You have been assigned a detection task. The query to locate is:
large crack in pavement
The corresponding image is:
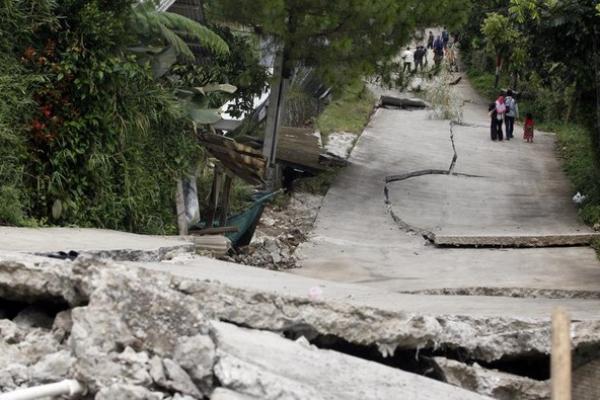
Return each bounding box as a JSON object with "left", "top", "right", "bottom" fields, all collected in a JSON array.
[
  {"left": 384, "top": 115, "right": 600, "bottom": 248},
  {"left": 400, "top": 287, "right": 600, "bottom": 300},
  {"left": 3, "top": 252, "right": 600, "bottom": 399},
  {"left": 383, "top": 120, "right": 482, "bottom": 243}
]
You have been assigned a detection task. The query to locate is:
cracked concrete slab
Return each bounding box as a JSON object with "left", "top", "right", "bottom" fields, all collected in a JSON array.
[
  {"left": 132, "top": 256, "right": 600, "bottom": 363},
  {"left": 0, "top": 227, "right": 196, "bottom": 261},
  {"left": 4, "top": 251, "right": 600, "bottom": 365},
  {"left": 212, "top": 321, "right": 493, "bottom": 400},
  {"left": 294, "top": 77, "right": 600, "bottom": 296},
  {"left": 386, "top": 173, "right": 596, "bottom": 242},
  {"left": 432, "top": 357, "right": 550, "bottom": 400}
]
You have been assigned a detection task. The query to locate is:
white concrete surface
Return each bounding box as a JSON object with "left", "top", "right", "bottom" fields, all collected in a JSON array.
[
  {"left": 294, "top": 76, "right": 600, "bottom": 295},
  {"left": 213, "top": 321, "right": 493, "bottom": 400},
  {"left": 136, "top": 258, "right": 600, "bottom": 320},
  {"left": 0, "top": 227, "right": 193, "bottom": 254}
]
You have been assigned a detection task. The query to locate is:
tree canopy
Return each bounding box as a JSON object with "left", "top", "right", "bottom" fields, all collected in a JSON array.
[{"left": 205, "top": 0, "right": 473, "bottom": 84}]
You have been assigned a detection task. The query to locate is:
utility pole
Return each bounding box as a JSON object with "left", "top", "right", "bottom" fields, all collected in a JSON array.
[{"left": 262, "top": 48, "right": 288, "bottom": 191}]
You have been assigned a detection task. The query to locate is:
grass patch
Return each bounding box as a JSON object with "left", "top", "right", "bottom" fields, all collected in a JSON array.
[
  {"left": 554, "top": 123, "right": 600, "bottom": 227},
  {"left": 316, "top": 80, "right": 376, "bottom": 143},
  {"left": 466, "top": 69, "right": 510, "bottom": 102},
  {"left": 294, "top": 168, "right": 341, "bottom": 196}
]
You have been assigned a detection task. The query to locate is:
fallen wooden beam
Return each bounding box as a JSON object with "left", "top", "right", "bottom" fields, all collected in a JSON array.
[{"left": 190, "top": 226, "right": 239, "bottom": 235}]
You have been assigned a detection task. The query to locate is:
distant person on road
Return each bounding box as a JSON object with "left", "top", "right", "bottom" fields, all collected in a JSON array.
[
  {"left": 446, "top": 36, "right": 457, "bottom": 72},
  {"left": 488, "top": 102, "right": 498, "bottom": 141},
  {"left": 413, "top": 45, "right": 425, "bottom": 72},
  {"left": 523, "top": 113, "right": 535, "bottom": 142},
  {"left": 401, "top": 46, "right": 413, "bottom": 73},
  {"left": 433, "top": 36, "right": 444, "bottom": 68},
  {"left": 427, "top": 31, "right": 434, "bottom": 49},
  {"left": 504, "top": 89, "right": 519, "bottom": 140},
  {"left": 493, "top": 95, "right": 506, "bottom": 141},
  {"left": 442, "top": 28, "right": 449, "bottom": 49}
]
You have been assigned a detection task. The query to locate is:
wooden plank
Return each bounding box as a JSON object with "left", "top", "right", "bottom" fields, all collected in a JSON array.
[
  {"left": 175, "top": 178, "right": 188, "bottom": 236},
  {"left": 276, "top": 127, "right": 324, "bottom": 171},
  {"left": 189, "top": 226, "right": 239, "bottom": 235},
  {"left": 206, "top": 168, "right": 222, "bottom": 229},
  {"left": 552, "top": 307, "right": 572, "bottom": 400},
  {"left": 219, "top": 175, "right": 233, "bottom": 227}
]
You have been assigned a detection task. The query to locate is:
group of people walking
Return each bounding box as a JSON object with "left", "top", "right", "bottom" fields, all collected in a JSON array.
[
  {"left": 488, "top": 90, "right": 534, "bottom": 142},
  {"left": 402, "top": 28, "right": 457, "bottom": 73}
]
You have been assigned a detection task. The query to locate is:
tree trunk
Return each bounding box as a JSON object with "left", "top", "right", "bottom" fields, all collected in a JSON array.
[
  {"left": 593, "top": 26, "right": 600, "bottom": 152},
  {"left": 262, "top": 47, "right": 287, "bottom": 190},
  {"left": 494, "top": 55, "right": 502, "bottom": 88}
]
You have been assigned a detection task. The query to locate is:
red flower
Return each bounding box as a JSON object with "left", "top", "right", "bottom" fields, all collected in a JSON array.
[
  {"left": 41, "top": 105, "right": 53, "bottom": 118},
  {"left": 31, "top": 119, "right": 43, "bottom": 131},
  {"left": 23, "top": 47, "right": 36, "bottom": 60}
]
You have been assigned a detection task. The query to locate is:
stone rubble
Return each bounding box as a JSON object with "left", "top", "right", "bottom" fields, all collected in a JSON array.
[
  {"left": 1, "top": 253, "right": 600, "bottom": 399},
  {"left": 0, "top": 253, "right": 496, "bottom": 399},
  {"left": 432, "top": 357, "right": 550, "bottom": 400},
  {"left": 220, "top": 192, "right": 323, "bottom": 270}
]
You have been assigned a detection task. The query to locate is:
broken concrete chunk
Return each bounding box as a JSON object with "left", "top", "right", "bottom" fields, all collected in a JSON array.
[
  {"left": 52, "top": 309, "right": 73, "bottom": 342},
  {"left": 0, "top": 363, "right": 29, "bottom": 388},
  {"left": 95, "top": 384, "right": 165, "bottom": 400},
  {"left": 212, "top": 321, "right": 492, "bottom": 400},
  {"left": 173, "top": 334, "right": 215, "bottom": 394},
  {"left": 149, "top": 355, "right": 166, "bottom": 384},
  {"left": 432, "top": 357, "right": 550, "bottom": 400},
  {"left": 162, "top": 359, "right": 202, "bottom": 398},
  {"left": 29, "top": 350, "right": 74, "bottom": 383},
  {"left": 210, "top": 388, "right": 259, "bottom": 400},
  {"left": 150, "top": 356, "right": 202, "bottom": 397},
  {"left": 0, "top": 255, "right": 86, "bottom": 305},
  {"left": 0, "top": 319, "right": 23, "bottom": 344}
]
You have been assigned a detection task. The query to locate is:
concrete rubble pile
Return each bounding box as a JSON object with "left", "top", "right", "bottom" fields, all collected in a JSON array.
[
  {"left": 0, "top": 253, "right": 498, "bottom": 399},
  {"left": 220, "top": 193, "right": 322, "bottom": 270},
  {"left": 2, "top": 252, "right": 600, "bottom": 399}
]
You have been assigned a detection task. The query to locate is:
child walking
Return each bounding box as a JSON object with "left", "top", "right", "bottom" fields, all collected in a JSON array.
[{"left": 523, "top": 113, "right": 534, "bottom": 143}]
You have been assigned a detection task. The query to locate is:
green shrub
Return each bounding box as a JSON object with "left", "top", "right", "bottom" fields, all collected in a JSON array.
[
  {"left": 0, "top": 0, "right": 201, "bottom": 234},
  {"left": 316, "top": 81, "right": 376, "bottom": 142},
  {"left": 555, "top": 123, "right": 600, "bottom": 226}
]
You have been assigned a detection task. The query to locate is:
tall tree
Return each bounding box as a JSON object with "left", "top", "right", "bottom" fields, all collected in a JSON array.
[{"left": 204, "top": 0, "right": 472, "bottom": 186}]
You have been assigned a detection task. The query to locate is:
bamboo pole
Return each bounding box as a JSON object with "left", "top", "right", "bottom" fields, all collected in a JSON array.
[{"left": 551, "top": 307, "right": 572, "bottom": 400}]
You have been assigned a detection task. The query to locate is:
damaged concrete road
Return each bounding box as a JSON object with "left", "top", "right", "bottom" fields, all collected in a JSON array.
[
  {"left": 294, "top": 78, "right": 600, "bottom": 298},
  {"left": 432, "top": 357, "right": 550, "bottom": 400},
  {"left": 213, "top": 321, "right": 491, "bottom": 400},
  {"left": 3, "top": 253, "right": 600, "bottom": 362},
  {"left": 0, "top": 253, "right": 499, "bottom": 399},
  {"left": 0, "top": 226, "right": 199, "bottom": 261}
]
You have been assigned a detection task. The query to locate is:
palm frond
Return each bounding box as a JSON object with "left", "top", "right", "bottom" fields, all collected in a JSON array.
[
  {"left": 132, "top": 3, "right": 229, "bottom": 61},
  {"left": 158, "top": 23, "right": 195, "bottom": 60},
  {"left": 156, "top": 11, "right": 229, "bottom": 56}
]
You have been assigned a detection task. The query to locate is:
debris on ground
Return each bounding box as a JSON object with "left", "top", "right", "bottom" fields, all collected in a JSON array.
[
  {"left": 325, "top": 132, "right": 356, "bottom": 160},
  {"left": 220, "top": 192, "right": 323, "bottom": 270},
  {"left": 0, "top": 253, "right": 498, "bottom": 399}
]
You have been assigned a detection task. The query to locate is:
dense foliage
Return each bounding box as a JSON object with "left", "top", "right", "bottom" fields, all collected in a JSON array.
[
  {"left": 205, "top": 0, "right": 473, "bottom": 86},
  {"left": 0, "top": 0, "right": 200, "bottom": 233},
  {"left": 461, "top": 0, "right": 600, "bottom": 226}
]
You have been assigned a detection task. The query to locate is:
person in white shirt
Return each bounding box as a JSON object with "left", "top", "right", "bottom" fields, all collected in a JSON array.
[
  {"left": 401, "top": 47, "right": 413, "bottom": 73},
  {"left": 504, "top": 89, "right": 519, "bottom": 140}
]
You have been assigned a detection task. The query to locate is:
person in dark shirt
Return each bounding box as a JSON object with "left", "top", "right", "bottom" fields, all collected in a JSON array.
[
  {"left": 488, "top": 102, "right": 498, "bottom": 141},
  {"left": 427, "top": 31, "right": 434, "bottom": 49},
  {"left": 413, "top": 45, "right": 425, "bottom": 72}
]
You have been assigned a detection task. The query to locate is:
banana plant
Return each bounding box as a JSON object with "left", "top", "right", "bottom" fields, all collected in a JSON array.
[
  {"left": 176, "top": 83, "right": 237, "bottom": 125},
  {"left": 129, "top": 1, "right": 229, "bottom": 78}
]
